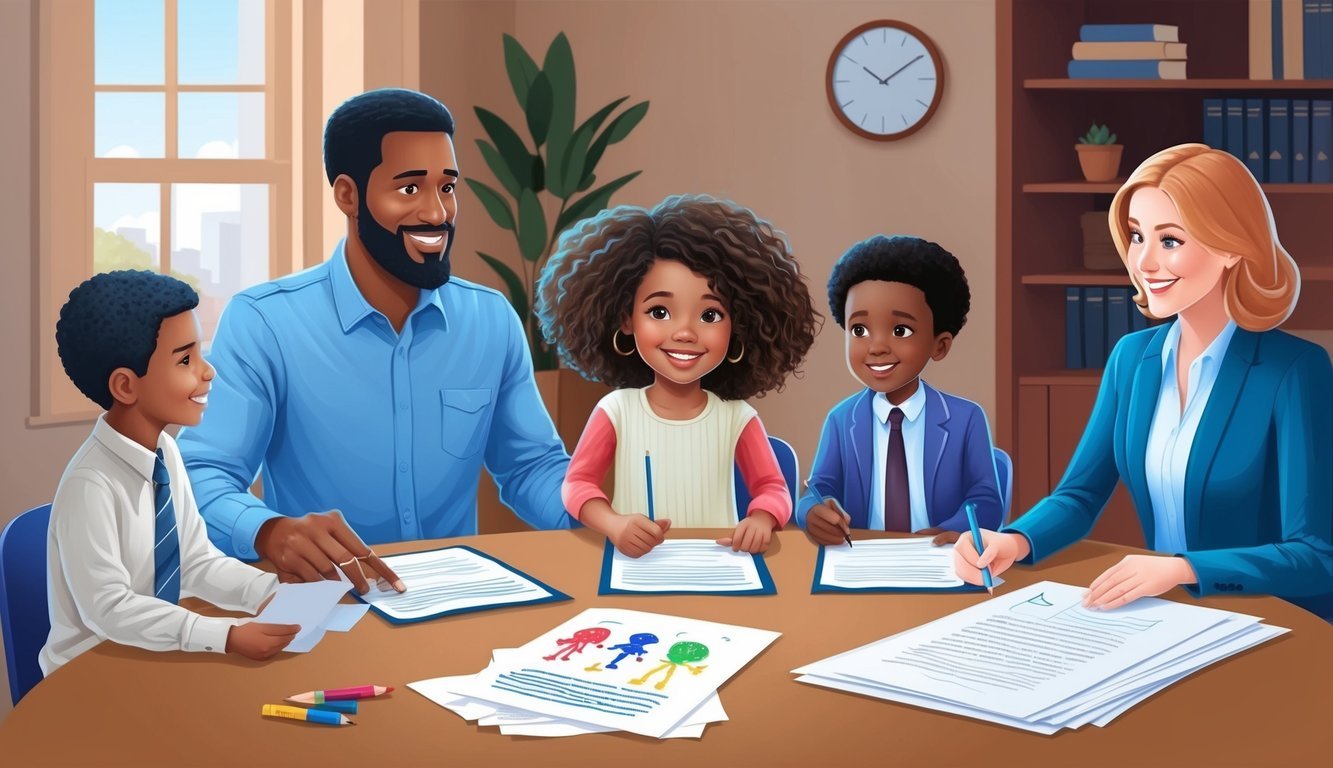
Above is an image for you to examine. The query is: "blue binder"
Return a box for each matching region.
[1066,287,1084,369]
[1313,100,1332,182]
[1106,287,1130,354]
[1204,99,1224,149]
[1082,287,1107,369]
[1225,99,1246,163]
[1245,99,1266,182]
[1269,99,1291,183]
[1293,100,1311,182]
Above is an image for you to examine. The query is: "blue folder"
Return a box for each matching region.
[352,544,572,624]
[598,539,777,596]
[811,544,989,594]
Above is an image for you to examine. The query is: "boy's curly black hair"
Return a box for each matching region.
[56,270,199,410]
[827,235,971,336]
[536,194,820,400]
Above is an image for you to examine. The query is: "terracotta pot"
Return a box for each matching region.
[1075,143,1124,182]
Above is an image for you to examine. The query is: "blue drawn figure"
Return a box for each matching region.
[602,632,659,670]
[630,641,710,690]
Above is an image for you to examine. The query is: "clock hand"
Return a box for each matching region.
[862,65,890,85]
[882,54,925,84]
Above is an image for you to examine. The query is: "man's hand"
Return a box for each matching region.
[718,510,779,553]
[226,621,300,660]
[954,529,1030,585]
[805,502,850,546]
[1083,555,1198,610]
[254,511,405,595]
[916,527,961,546]
[608,513,672,558]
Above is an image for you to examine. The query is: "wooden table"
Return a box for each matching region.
[2,529,1328,766]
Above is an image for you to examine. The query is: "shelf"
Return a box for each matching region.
[1019,370,1104,387]
[1025,78,1333,91]
[1024,181,1333,194]
[1022,272,1128,286]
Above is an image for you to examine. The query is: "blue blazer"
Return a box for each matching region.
[1007,325,1333,608]
[796,382,1003,533]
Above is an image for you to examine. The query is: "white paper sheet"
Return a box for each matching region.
[609,540,765,592]
[253,578,351,653]
[447,608,779,738]
[323,603,371,632]
[818,538,992,590]
[358,547,557,621]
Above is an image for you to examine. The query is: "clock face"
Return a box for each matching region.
[826,21,945,141]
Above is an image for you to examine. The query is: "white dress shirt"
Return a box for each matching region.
[40,416,278,676]
[1145,320,1238,554]
[870,384,930,532]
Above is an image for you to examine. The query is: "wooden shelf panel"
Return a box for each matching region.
[1019,371,1104,387]
[1025,78,1333,90]
[1024,182,1333,194]
[1021,272,1128,286]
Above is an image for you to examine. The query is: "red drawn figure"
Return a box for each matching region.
[543,627,612,661]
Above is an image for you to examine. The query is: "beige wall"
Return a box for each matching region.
[424,0,999,471]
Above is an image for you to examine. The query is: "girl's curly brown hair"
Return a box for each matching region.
[536,193,820,401]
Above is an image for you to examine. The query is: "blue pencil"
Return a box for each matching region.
[964,501,994,595]
[644,450,655,521]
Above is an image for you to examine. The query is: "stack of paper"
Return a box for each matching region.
[252,577,367,653]
[793,581,1288,734]
[410,608,781,739]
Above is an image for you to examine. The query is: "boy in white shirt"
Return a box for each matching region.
[40,270,299,676]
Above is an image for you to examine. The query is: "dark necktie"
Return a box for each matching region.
[152,449,181,604]
[885,408,911,532]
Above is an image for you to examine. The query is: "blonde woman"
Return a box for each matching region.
[957,144,1333,617]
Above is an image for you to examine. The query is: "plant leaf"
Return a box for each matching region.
[578,173,595,192]
[476,140,522,198]
[475,107,535,192]
[553,117,597,198]
[1107,133,1117,144]
[464,179,517,231]
[526,72,554,148]
[542,33,577,179]
[477,252,528,326]
[555,171,642,235]
[582,100,649,186]
[517,188,548,262]
[532,155,545,193]
[502,34,539,107]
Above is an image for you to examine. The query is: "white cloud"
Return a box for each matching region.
[104,145,141,158]
[195,140,239,159]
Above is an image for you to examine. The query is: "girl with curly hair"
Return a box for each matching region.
[536,194,819,557]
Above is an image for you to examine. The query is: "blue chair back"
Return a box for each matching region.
[734,436,799,521]
[993,447,1013,525]
[0,503,52,706]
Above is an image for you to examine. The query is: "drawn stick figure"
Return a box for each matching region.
[630,641,710,690]
[603,632,659,670]
[543,627,612,661]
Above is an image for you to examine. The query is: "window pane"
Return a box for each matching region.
[94,183,161,272]
[95,93,165,158]
[172,184,270,343]
[95,0,165,85]
[179,93,265,159]
[178,0,265,85]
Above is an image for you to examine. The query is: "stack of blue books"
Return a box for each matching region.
[1065,287,1153,370]
[1068,24,1187,79]
[1249,1,1333,79]
[1204,98,1332,182]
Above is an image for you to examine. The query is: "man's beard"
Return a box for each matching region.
[356,199,455,290]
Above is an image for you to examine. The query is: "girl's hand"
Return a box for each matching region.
[718,510,778,553]
[609,513,672,558]
[1083,555,1197,609]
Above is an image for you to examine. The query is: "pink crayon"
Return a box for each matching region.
[287,685,393,704]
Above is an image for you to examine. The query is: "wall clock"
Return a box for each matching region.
[826,20,945,141]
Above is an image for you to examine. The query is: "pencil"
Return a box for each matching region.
[644,450,655,521]
[964,501,994,595]
[805,480,853,547]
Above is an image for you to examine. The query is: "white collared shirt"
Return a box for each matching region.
[40,416,278,676]
[1145,320,1239,554]
[870,383,930,532]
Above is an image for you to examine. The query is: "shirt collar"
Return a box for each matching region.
[1160,319,1239,375]
[873,381,928,424]
[91,414,161,484]
[329,239,448,335]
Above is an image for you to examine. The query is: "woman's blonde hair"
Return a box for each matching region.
[1107,143,1300,330]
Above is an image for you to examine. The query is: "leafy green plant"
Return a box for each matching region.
[467,32,649,371]
[1078,123,1118,145]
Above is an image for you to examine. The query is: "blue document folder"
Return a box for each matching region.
[599,538,777,596]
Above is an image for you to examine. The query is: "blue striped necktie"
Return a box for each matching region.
[152,449,181,604]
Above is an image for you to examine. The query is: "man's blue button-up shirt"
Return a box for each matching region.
[179,241,571,559]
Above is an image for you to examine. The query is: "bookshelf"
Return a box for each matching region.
[997,0,1333,548]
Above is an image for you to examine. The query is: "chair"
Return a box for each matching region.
[993,447,1013,525]
[0,503,52,706]
[734,436,799,521]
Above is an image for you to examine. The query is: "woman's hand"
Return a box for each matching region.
[1083,555,1198,609]
[954,529,1030,585]
[718,510,779,553]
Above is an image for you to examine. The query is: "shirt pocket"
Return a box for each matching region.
[440,388,494,458]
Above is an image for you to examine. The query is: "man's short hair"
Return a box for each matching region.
[323,88,455,191]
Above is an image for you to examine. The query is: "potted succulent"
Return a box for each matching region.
[1075,123,1123,182]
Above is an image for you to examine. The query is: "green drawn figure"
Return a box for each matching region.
[629,641,710,690]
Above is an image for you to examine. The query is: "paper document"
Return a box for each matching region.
[601,539,776,595]
[793,581,1288,732]
[356,545,570,623]
[323,604,370,632]
[814,538,998,591]
[253,578,351,653]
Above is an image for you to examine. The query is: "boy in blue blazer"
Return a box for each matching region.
[797,236,1003,544]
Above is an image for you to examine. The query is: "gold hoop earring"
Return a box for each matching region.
[727,341,745,364]
[612,328,636,357]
